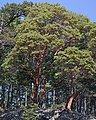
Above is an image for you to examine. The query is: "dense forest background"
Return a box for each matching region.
[0,1,96,117]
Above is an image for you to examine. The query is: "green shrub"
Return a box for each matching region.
[21,104,38,120]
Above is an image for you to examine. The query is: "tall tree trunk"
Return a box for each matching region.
[53,89,55,106]
[7,84,11,108]
[1,85,5,108]
[79,96,82,113]
[83,96,87,114]
[25,87,28,107]
[33,46,47,103]
[10,84,13,105]
[16,88,20,108]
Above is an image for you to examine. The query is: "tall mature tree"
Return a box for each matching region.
[54,47,96,93]
[0,1,33,108]
[2,3,95,108]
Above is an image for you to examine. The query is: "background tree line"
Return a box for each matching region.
[0,1,96,116]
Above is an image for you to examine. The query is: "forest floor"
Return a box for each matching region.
[0,106,96,120]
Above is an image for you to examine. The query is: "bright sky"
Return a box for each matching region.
[0,0,96,22]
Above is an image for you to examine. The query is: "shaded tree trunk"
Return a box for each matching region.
[53,89,55,106]
[10,84,13,105]
[83,96,87,114]
[7,84,11,108]
[1,85,5,108]
[25,87,28,107]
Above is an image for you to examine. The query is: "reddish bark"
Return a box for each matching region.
[65,91,80,110]
[54,46,63,55]
[54,41,72,56]
[33,46,47,103]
